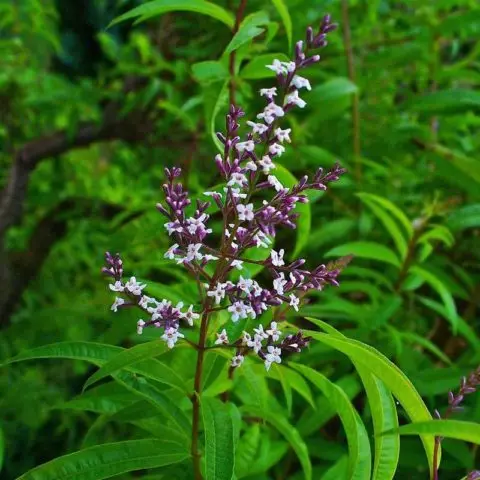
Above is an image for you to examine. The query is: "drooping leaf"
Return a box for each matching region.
[108,0,235,29]
[325,241,401,267]
[201,396,236,480]
[17,439,189,480]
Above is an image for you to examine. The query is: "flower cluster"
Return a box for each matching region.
[103,16,344,369]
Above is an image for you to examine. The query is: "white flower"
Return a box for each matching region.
[207,282,227,305]
[258,155,275,174]
[111,297,125,312]
[109,280,124,292]
[273,273,287,295]
[161,327,185,349]
[254,324,269,339]
[125,277,147,295]
[246,121,269,136]
[247,335,263,353]
[266,59,286,74]
[275,128,291,143]
[186,214,211,236]
[139,295,156,312]
[289,294,300,312]
[164,243,179,260]
[183,243,203,263]
[237,203,254,221]
[271,249,285,267]
[236,140,255,153]
[164,221,183,235]
[253,231,271,248]
[227,172,248,187]
[137,319,146,335]
[215,329,229,345]
[269,143,285,157]
[231,260,244,270]
[264,346,282,371]
[245,160,257,171]
[181,305,200,326]
[204,254,219,262]
[266,321,282,341]
[203,191,222,199]
[237,276,253,293]
[292,75,311,91]
[228,301,250,322]
[285,90,306,108]
[268,175,284,192]
[259,87,277,97]
[242,331,252,345]
[231,354,244,368]
[224,187,247,199]
[283,61,296,72]
[257,103,285,124]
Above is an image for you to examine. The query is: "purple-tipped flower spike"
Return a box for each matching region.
[102,15,344,362]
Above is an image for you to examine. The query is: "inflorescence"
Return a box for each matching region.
[103,15,345,371]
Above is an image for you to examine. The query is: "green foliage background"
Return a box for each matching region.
[0,0,479,478]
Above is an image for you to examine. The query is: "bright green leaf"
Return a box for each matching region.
[240,53,289,79]
[224,12,269,55]
[325,241,401,267]
[271,0,292,49]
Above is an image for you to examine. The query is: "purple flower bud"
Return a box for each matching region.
[216,132,226,144]
[306,26,314,46]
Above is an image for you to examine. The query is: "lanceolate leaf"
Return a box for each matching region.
[241,405,311,480]
[384,420,480,444]
[291,364,372,480]
[224,12,269,55]
[305,331,437,474]
[271,0,292,49]
[201,397,236,480]
[108,0,235,29]
[17,439,189,480]
[325,241,401,267]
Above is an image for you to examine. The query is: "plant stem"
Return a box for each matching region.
[340,0,361,182]
[229,0,248,106]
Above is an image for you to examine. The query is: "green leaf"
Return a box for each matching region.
[399,331,452,365]
[192,61,228,85]
[210,80,229,153]
[409,266,458,333]
[325,241,401,267]
[291,364,372,480]
[235,424,260,479]
[108,0,234,29]
[271,0,292,49]
[201,397,236,480]
[305,331,437,474]
[274,164,311,257]
[321,456,349,480]
[242,405,311,480]
[409,89,480,115]
[240,53,289,79]
[17,439,189,480]
[309,78,358,120]
[446,203,480,232]
[384,420,480,444]
[83,341,186,394]
[224,12,269,55]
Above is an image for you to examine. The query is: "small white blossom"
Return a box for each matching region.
[285,90,306,108]
[215,329,229,345]
[271,249,285,267]
[125,277,147,295]
[257,103,285,124]
[246,121,269,135]
[264,346,282,371]
[204,254,219,262]
[181,305,200,326]
[231,354,244,368]
[273,273,287,295]
[237,276,253,293]
[289,294,300,312]
[237,203,254,222]
[111,297,125,312]
[109,280,124,292]
[164,243,179,260]
[260,87,277,97]
[227,172,248,188]
[253,231,271,248]
[236,140,255,153]
[245,160,258,171]
[161,327,184,349]
[224,187,247,199]
[259,155,275,174]
[274,128,291,143]
[283,61,296,72]
[231,260,244,270]
[186,214,211,236]
[164,221,183,235]
[139,295,156,312]
[268,175,284,192]
[269,143,285,157]
[181,243,203,264]
[207,282,227,305]
[228,301,250,322]
[292,75,311,91]
[137,319,146,335]
[266,321,282,341]
[242,331,252,345]
[266,59,286,75]
[254,324,269,339]
[247,335,263,353]
[203,191,222,199]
